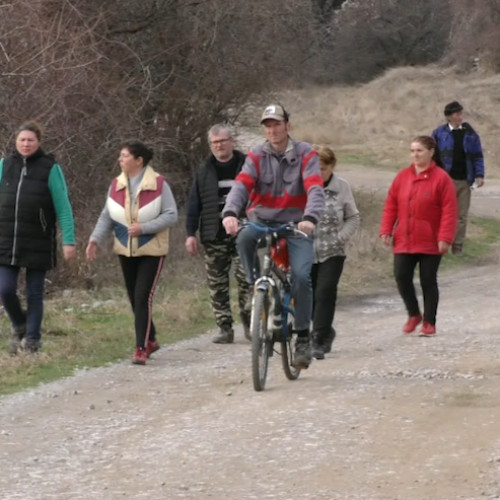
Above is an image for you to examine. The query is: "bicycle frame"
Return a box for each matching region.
[244,221,305,391]
[250,224,297,341]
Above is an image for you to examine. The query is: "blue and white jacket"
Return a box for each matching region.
[431,122,485,185]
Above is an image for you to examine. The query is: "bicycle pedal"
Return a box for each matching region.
[291,363,309,370]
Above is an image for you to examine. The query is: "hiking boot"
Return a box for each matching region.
[418,322,436,337]
[8,324,26,356]
[452,244,463,256]
[323,327,336,354]
[212,324,234,344]
[132,347,147,365]
[19,338,41,354]
[402,314,422,334]
[292,334,312,369]
[146,340,160,358]
[240,311,251,341]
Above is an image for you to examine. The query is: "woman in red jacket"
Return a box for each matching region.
[380,136,457,336]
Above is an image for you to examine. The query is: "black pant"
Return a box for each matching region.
[311,256,345,338]
[393,253,442,325]
[119,255,164,348]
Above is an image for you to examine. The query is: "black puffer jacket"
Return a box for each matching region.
[186,150,245,242]
[0,149,58,269]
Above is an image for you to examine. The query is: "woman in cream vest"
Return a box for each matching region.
[86,141,178,365]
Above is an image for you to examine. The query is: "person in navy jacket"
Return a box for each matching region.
[431,101,485,256]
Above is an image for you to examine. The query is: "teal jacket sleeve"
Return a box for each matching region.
[48,164,76,245]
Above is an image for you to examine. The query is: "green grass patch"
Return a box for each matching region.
[0,282,215,397]
[338,152,376,165]
[441,215,500,270]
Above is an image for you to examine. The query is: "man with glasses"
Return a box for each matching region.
[185,124,251,343]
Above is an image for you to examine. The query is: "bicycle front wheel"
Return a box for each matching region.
[251,289,271,391]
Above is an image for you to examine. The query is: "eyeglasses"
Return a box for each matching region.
[210,138,232,146]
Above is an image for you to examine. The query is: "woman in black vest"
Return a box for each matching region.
[0,122,76,354]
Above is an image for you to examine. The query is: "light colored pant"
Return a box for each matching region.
[453,179,471,247]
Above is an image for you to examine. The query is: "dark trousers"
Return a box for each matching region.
[311,256,345,338]
[0,265,46,342]
[118,255,164,348]
[393,253,442,325]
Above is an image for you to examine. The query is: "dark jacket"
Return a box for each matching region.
[0,149,58,269]
[431,122,485,185]
[186,150,245,242]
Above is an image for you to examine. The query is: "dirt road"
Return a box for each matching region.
[1,164,500,500]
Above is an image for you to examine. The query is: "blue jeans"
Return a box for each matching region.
[237,224,314,331]
[0,265,46,342]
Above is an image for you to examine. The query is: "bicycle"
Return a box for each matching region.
[243,221,308,392]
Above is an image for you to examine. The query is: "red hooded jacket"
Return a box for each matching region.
[380,162,457,254]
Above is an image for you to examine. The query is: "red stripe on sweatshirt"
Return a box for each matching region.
[303,173,323,192]
[250,191,307,210]
[235,171,255,192]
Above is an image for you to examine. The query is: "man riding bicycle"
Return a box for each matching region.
[222,104,325,368]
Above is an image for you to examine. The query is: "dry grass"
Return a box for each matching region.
[242,65,500,176]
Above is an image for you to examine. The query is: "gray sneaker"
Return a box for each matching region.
[292,336,312,369]
[212,324,234,344]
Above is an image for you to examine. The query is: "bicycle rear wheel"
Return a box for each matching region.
[251,289,271,391]
[281,311,300,380]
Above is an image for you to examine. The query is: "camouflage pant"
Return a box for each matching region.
[203,237,250,328]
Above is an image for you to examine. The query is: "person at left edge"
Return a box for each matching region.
[86,141,178,365]
[185,124,251,344]
[0,121,76,355]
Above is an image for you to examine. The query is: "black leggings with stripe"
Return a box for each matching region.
[119,255,164,348]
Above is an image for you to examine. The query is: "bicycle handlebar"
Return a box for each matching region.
[241,220,309,239]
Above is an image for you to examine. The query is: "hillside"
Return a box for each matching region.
[243,66,500,176]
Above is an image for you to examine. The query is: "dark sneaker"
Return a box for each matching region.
[312,342,325,360]
[132,347,147,365]
[146,340,160,358]
[452,244,463,256]
[212,324,234,344]
[323,327,336,354]
[311,331,325,360]
[8,340,20,356]
[20,338,41,354]
[240,311,251,341]
[292,335,312,369]
[8,324,26,356]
